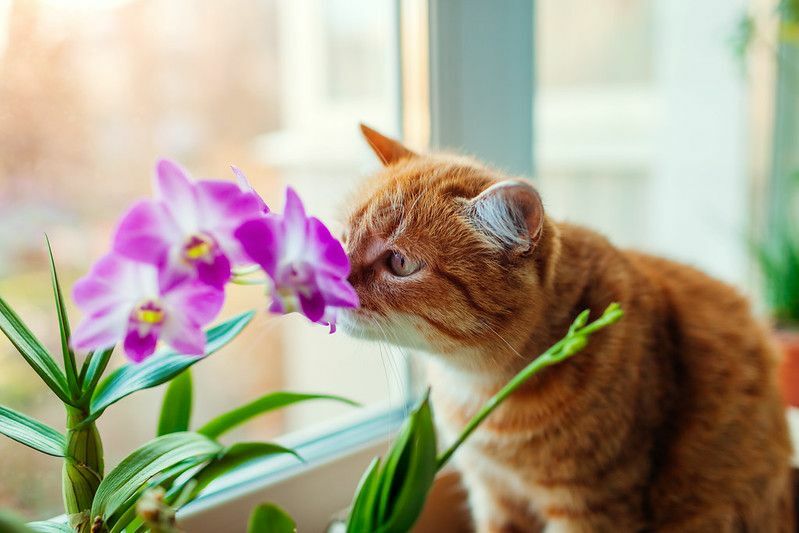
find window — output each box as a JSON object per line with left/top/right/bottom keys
{"left": 0, "top": 0, "right": 407, "bottom": 520}
{"left": 535, "top": 0, "right": 751, "bottom": 288}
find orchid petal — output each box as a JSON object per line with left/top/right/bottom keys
{"left": 298, "top": 290, "right": 326, "bottom": 323}
{"left": 196, "top": 180, "right": 262, "bottom": 231}
{"left": 308, "top": 217, "right": 350, "bottom": 277}
{"left": 282, "top": 188, "right": 309, "bottom": 261}
{"left": 316, "top": 272, "right": 359, "bottom": 308}
{"left": 71, "top": 308, "right": 129, "bottom": 352}
{"left": 113, "top": 200, "right": 176, "bottom": 265}
{"left": 232, "top": 166, "right": 270, "bottom": 214}
{"left": 124, "top": 328, "right": 160, "bottom": 363}
{"left": 161, "top": 316, "right": 206, "bottom": 356}
{"left": 163, "top": 282, "right": 224, "bottom": 326}
{"left": 195, "top": 251, "right": 231, "bottom": 291}
{"left": 235, "top": 218, "right": 281, "bottom": 278}
{"left": 155, "top": 159, "right": 200, "bottom": 233}
{"left": 73, "top": 254, "right": 140, "bottom": 315}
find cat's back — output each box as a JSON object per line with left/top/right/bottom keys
{"left": 622, "top": 248, "right": 782, "bottom": 418}
{"left": 622, "top": 249, "right": 793, "bottom": 529}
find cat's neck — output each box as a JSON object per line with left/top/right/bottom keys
{"left": 437, "top": 218, "right": 623, "bottom": 384}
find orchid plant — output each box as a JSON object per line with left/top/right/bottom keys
{"left": 0, "top": 160, "right": 358, "bottom": 533}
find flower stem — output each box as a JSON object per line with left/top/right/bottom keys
{"left": 63, "top": 407, "right": 104, "bottom": 533}
{"left": 435, "top": 303, "right": 623, "bottom": 470}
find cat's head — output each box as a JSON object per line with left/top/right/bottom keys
{"left": 340, "top": 125, "right": 553, "bottom": 369}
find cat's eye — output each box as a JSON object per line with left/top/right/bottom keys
{"left": 387, "top": 251, "right": 421, "bottom": 277}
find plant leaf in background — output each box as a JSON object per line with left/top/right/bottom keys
{"left": 189, "top": 442, "right": 301, "bottom": 498}
{"left": 758, "top": 228, "right": 799, "bottom": 326}
{"left": 0, "top": 405, "right": 66, "bottom": 457}
{"left": 158, "top": 370, "right": 193, "bottom": 436}
{"left": 0, "top": 295, "right": 71, "bottom": 404}
{"left": 87, "top": 311, "right": 254, "bottom": 423}
{"left": 91, "top": 432, "right": 222, "bottom": 523}
{"left": 247, "top": 503, "right": 296, "bottom": 533}
{"left": 197, "top": 391, "right": 358, "bottom": 439}
{"left": 45, "top": 236, "right": 80, "bottom": 399}
{"left": 0, "top": 511, "right": 36, "bottom": 533}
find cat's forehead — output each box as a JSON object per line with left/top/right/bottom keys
{"left": 350, "top": 159, "right": 491, "bottom": 217}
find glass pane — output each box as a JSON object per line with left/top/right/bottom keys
{"left": 0, "top": 0, "right": 404, "bottom": 519}
{"left": 535, "top": 0, "right": 749, "bottom": 286}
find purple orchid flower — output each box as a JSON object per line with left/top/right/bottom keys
{"left": 71, "top": 253, "right": 224, "bottom": 362}
{"left": 113, "top": 159, "right": 265, "bottom": 290}
{"left": 234, "top": 187, "right": 358, "bottom": 330}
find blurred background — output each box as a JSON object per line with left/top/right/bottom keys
{"left": 0, "top": 0, "right": 794, "bottom": 520}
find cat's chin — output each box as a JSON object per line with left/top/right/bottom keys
{"left": 337, "top": 309, "right": 437, "bottom": 353}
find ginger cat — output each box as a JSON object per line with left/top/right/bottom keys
{"left": 340, "top": 125, "right": 793, "bottom": 532}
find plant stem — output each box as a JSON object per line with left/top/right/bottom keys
{"left": 63, "top": 406, "right": 104, "bottom": 533}
{"left": 436, "top": 304, "right": 623, "bottom": 470}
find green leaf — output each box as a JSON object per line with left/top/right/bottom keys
{"left": 379, "top": 396, "right": 437, "bottom": 533}
{"left": 247, "top": 503, "right": 296, "bottom": 533}
{"left": 0, "top": 405, "right": 65, "bottom": 457}
{"left": 44, "top": 236, "right": 79, "bottom": 399}
{"left": 346, "top": 457, "right": 382, "bottom": 532}
{"left": 91, "top": 432, "right": 222, "bottom": 521}
{"left": 0, "top": 511, "right": 35, "bottom": 533}
{"left": 198, "top": 391, "right": 358, "bottom": 440}
{"left": 26, "top": 521, "right": 72, "bottom": 533}
{"left": 107, "top": 459, "right": 208, "bottom": 533}
{"left": 375, "top": 411, "right": 414, "bottom": 522}
{"left": 79, "top": 347, "right": 114, "bottom": 399}
{"left": 88, "top": 311, "right": 254, "bottom": 422}
{"left": 158, "top": 370, "right": 193, "bottom": 436}
{"left": 190, "top": 442, "right": 301, "bottom": 497}
{"left": 0, "top": 295, "right": 70, "bottom": 404}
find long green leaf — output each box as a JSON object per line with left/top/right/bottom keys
{"left": 346, "top": 457, "right": 382, "bottom": 532}
{"left": 247, "top": 503, "right": 296, "bottom": 533}
{"left": 0, "top": 405, "right": 65, "bottom": 457}
{"left": 88, "top": 311, "right": 254, "bottom": 422}
{"left": 198, "top": 391, "right": 357, "bottom": 440}
{"left": 91, "top": 432, "right": 221, "bottom": 521}
{"left": 190, "top": 442, "right": 301, "bottom": 497}
{"left": 0, "top": 296, "right": 70, "bottom": 403}
{"left": 380, "top": 396, "right": 437, "bottom": 533}
{"left": 44, "top": 236, "right": 79, "bottom": 399}
{"left": 158, "top": 370, "right": 193, "bottom": 436}
{"left": 79, "top": 347, "right": 114, "bottom": 399}
{"left": 26, "top": 521, "right": 72, "bottom": 533}
{"left": 107, "top": 459, "right": 209, "bottom": 533}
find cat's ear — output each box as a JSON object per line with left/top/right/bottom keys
{"left": 359, "top": 123, "right": 416, "bottom": 166}
{"left": 467, "top": 179, "right": 544, "bottom": 254}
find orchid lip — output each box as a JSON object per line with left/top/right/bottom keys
{"left": 182, "top": 233, "right": 216, "bottom": 263}
{"left": 134, "top": 300, "right": 166, "bottom": 325}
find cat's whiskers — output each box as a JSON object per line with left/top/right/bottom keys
{"left": 481, "top": 319, "right": 526, "bottom": 362}
{"left": 369, "top": 315, "right": 405, "bottom": 406}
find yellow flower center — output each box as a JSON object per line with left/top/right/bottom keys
{"left": 136, "top": 301, "right": 165, "bottom": 325}
{"left": 183, "top": 234, "right": 215, "bottom": 262}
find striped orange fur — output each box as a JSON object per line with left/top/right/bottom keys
{"left": 341, "top": 125, "right": 793, "bottom": 532}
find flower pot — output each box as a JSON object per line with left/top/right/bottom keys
{"left": 777, "top": 329, "right": 799, "bottom": 407}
